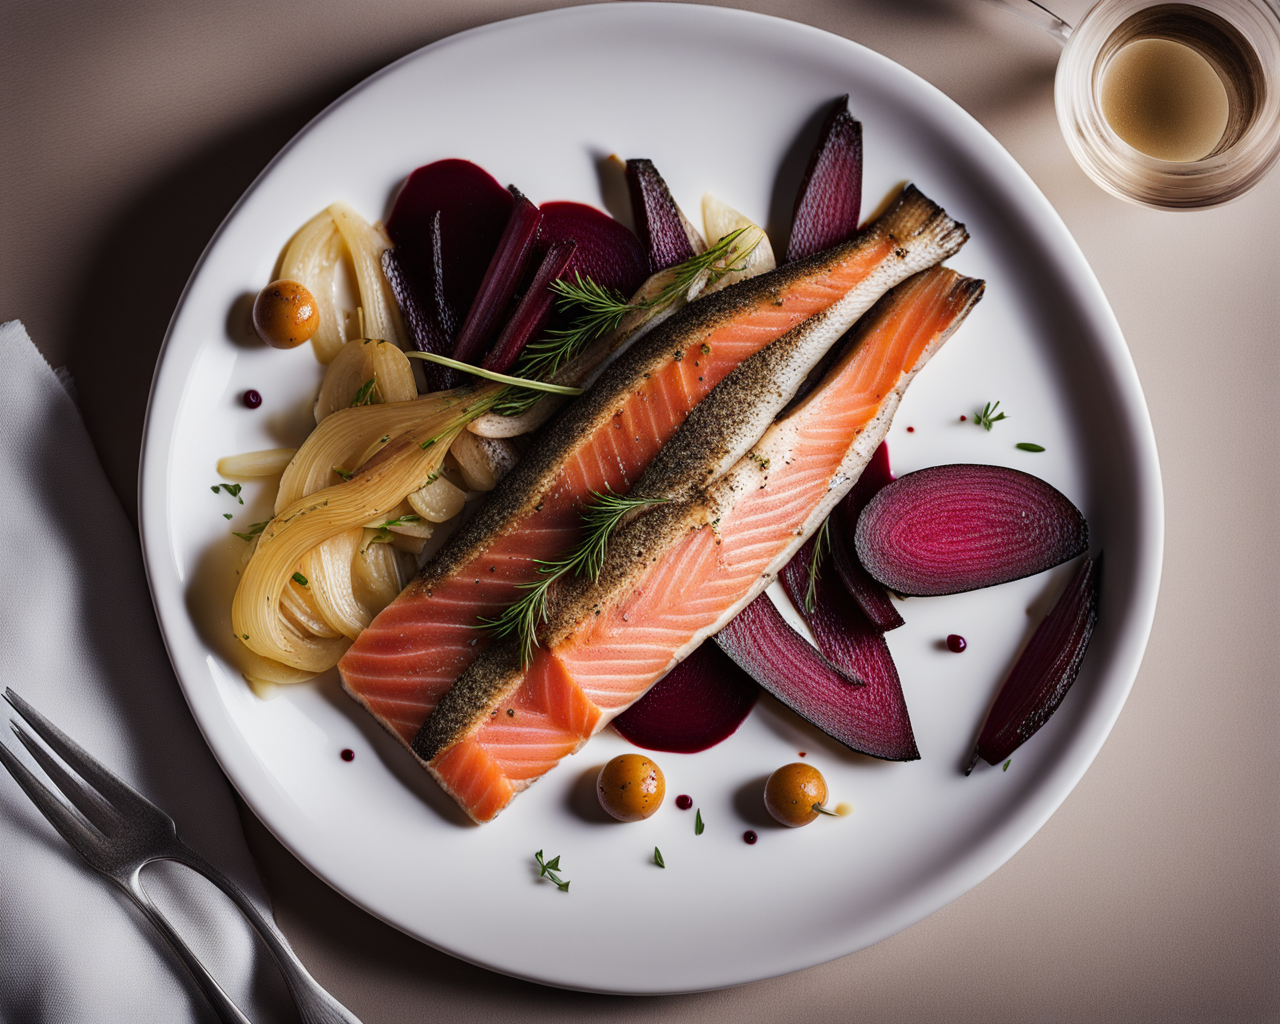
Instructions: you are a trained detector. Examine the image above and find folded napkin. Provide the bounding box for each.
[0,321,294,1023]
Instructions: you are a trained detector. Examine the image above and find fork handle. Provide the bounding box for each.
[170,845,363,1024]
[121,874,255,1024]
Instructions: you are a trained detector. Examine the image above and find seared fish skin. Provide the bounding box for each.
[339,186,966,755]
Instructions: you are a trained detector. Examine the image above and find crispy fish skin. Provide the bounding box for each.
[339,186,966,750]
[417,269,985,821]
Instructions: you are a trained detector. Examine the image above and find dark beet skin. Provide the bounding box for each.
[382,247,458,391]
[786,95,864,263]
[482,239,577,373]
[626,158,698,273]
[451,188,542,365]
[612,641,759,753]
[833,441,902,629]
[855,464,1089,597]
[536,201,648,302]
[967,555,1101,773]
[386,159,513,323]
[716,591,919,762]
[779,536,919,761]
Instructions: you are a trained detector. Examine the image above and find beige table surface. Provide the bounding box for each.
[3,0,1278,1020]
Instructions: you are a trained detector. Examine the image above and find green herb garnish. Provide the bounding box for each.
[212,482,244,504]
[223,513,233,520]
[480,489,669,665]
[974,401,1007,431]
[804,517,832,614]
[332,466,354,481]
[1015,442,1045,452]
[404,351,584,397]
[1003,759,1012,771]
[695,809,705,835]
[291,572,308,587]
[535,850,570,892]
[654,847,666,868]
[350,377,380,407]
[232,520,269,542]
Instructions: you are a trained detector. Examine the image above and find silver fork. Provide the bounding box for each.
[0,688,362,1024]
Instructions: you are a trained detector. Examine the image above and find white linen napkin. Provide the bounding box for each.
[0,321,295,1023]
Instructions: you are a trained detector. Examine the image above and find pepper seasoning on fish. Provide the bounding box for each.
[339,186,967,754]
[418,266,985,822]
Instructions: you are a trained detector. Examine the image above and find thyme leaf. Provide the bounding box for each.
[695,809,705,835]
[292,572,308,587]
[654,847,666,868]
[974,401,1007,431]
[1015,442,1046,452]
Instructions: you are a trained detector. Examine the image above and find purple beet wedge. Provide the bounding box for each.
[966,555,1101,773]
[612,640,759,754]
[451,187,543,366]
[625,158,700,272]
[386,159,513,321]
[536,201,649,301]
[855,464,1089,597]
[786,95,864,263]
[832,440,903,630]
[383,244,458,392]
[779,535,919,761]
[481,240,577,373]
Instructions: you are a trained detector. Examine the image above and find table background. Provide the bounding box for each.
[2,0,1277,1020]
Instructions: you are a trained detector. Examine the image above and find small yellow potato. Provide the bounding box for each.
[764,763,829,828]
[253,279,320,349]
[596,754,665,822]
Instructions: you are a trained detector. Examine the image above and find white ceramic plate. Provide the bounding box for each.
[140,3,1162,994]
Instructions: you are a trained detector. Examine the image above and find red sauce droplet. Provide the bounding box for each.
[340,748,355,762]
[242,389,262,409]
[906,426,915,433]
[675,794,692,810]
[960,414,967,421]
[946,634,967,653]
[798,751,806,757]
[743,830,758,845]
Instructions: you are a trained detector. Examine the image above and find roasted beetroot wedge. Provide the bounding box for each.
[482,240,577,373]
[830,525,904,631]
[612,640,759,753]
[716,591,919,762]
[536,201,649,301]
[855,464,1089,597]
[383,246,458,391]
[967,555,1101,773]
[626,158,701,272]
[780,536,919,760]
[386,159,513,319]
[786,95,864,263]
[451,187,543,365]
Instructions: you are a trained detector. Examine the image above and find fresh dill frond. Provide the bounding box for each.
[805,517,832,614]
[479,488,669,665]
[974,401,1007,431]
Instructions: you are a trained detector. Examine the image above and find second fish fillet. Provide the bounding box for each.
[417,267,986,821]
[339,187,967,748]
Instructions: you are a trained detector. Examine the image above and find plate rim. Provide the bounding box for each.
[138,1,1165,993]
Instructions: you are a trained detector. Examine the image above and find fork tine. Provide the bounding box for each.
[3,688,159,820]
[0,739,106,867]
[11,722,120,834]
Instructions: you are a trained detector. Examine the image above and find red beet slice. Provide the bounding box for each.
[830,524,904,632]
[625,158,698,272]
[716,592,919,762]
[855,464,1089,597]
[386,159,513,321]
[536,201,648,303]
[967,555,1101,773]
[612,641,759,753]
[786,95,863,263]
[779,536,919,760]
[480,239,577,373]
[451,187,543,365]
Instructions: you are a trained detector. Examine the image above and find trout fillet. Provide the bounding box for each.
[418,267,986,822]
[339,187,967,753]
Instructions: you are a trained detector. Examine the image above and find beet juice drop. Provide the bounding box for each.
[947,634,967,653]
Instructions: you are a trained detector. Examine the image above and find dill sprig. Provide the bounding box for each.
[492,228,760,419]
[231,520,269,542]
[805,517,832,614]
[974,401,1007,431]
[479,489,669,665]
[535,850,570,891]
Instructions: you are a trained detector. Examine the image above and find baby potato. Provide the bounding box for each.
[764,763,829,828]
[597,754,665,822]
[253,279,320,349]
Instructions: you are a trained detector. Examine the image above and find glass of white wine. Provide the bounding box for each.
[997,0,1280,209]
